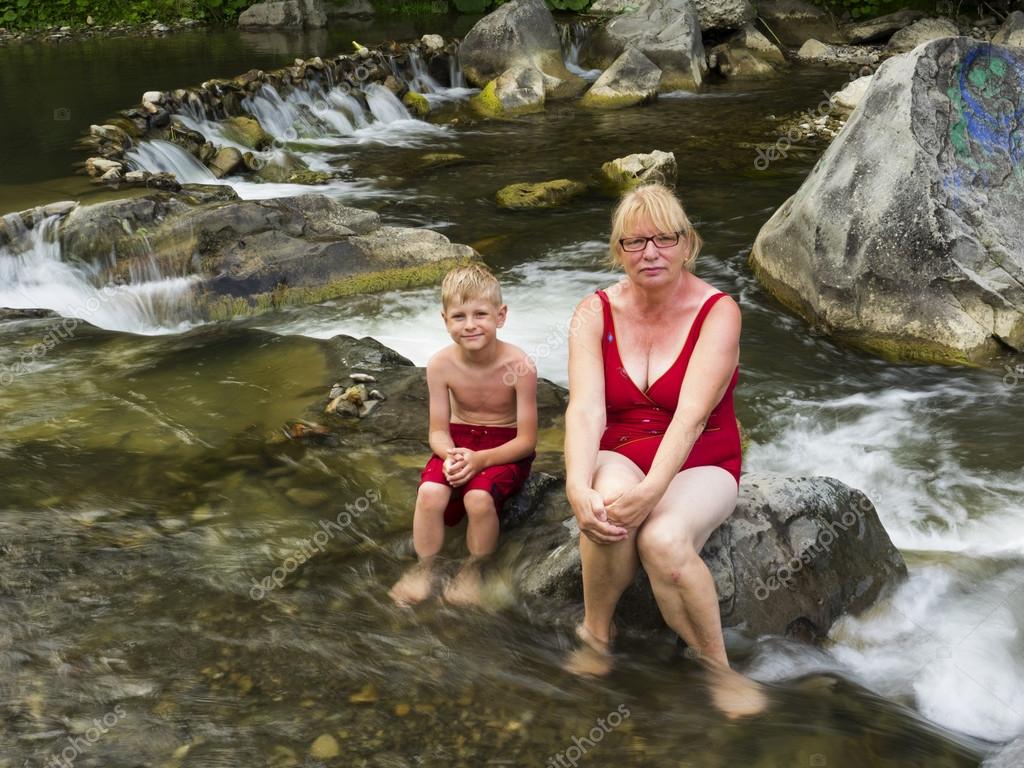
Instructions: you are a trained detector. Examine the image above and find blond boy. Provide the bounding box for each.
[389,263,538,606]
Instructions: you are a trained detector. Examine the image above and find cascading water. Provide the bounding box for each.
[0,211,198,335]
[560,21,602,81]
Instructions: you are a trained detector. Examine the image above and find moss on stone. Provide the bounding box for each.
[402,90,431,118]
[200,257,473,321]
[470,79,543,119]
[579,90,645,110]
[748,251,977,366]
[496,179,588,209]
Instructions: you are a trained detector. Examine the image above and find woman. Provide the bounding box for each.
[564,183,764,716]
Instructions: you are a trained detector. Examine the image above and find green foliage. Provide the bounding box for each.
[0,0,254,30]
[451,0,490,10]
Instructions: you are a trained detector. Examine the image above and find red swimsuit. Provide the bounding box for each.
[596,289,741,484]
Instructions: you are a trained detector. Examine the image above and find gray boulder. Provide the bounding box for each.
[843,9,925,44]
[710,25,786,79]
[238,0,327,29]
[48,191,477,321]
[992,10,1024,48]
[581,0,706,91]
[692,0,756,32]
[457,0,584,96]
[757,0,845,46]
[517,473,906,639]
[884,17,958,54]
[580,47,662,109]
[984,737,1024,767]
[750,38,1024,363]
[600,149,677,193]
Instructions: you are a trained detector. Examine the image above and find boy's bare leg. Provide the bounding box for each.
[444,489,498,607]
[389,482,450,606]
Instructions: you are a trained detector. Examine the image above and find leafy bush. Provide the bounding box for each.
[0,0,254,29]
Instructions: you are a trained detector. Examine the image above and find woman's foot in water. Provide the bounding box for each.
[443,559,485,607]
[706,663,768,719]
[564,623,615,678]
[388,561,435,607]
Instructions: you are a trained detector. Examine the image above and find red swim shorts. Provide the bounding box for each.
[420,422,534,527]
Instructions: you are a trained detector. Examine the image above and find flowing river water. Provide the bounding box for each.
[1,16,1022,768]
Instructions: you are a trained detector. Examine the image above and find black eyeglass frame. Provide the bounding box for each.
[617,231,683,252]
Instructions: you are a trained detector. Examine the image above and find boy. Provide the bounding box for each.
[389,263,537,607]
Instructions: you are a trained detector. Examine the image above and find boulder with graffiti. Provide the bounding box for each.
[751,38,1024,365]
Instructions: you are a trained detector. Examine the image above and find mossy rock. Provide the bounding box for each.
[402,90,430,118]
[221,116,275,150]
[414,153,470,174]
[200,258,474,321]
[496,179,588,209]
[579,90,648,110]
[470,79,543,119]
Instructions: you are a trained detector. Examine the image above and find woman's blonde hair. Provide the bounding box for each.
[441,262,503,311]
[608,183,703,270]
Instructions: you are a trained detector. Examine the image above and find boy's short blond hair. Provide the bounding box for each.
[441,262,503,311]
[608,183,703,270]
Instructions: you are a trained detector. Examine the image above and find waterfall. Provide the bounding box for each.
[561,21,602,81]
[124,140,219,184]
[0,211,198,335]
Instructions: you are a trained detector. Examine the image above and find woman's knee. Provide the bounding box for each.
[592,466,640,502]
[637,525,699,581]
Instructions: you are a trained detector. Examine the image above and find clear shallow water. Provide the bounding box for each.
[0,22,1020,768]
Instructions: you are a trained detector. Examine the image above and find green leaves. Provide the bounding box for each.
[0,0,257,30]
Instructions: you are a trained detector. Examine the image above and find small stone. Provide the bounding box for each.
[394,703,410,716]
[349,681,378,703]
[142,90,163,104]
[368,389,386,401]
[421,33,444,51]
[309,734,339,759]
[86,15,94,24]
[285,488,330,509]
[124,171,147,183]
[350,373,376,383]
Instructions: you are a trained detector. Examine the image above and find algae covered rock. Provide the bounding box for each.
[496,179,588,209]
[52,191,478,321]
[580,47,662,109]
[402,90,430,118]
[600,149,677,193]
[220,116,275,150]
[750,38,1024,363]
[470,66,546,118]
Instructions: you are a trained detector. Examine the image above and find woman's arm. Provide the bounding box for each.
[607,297,741,526]
[566,294,629,542]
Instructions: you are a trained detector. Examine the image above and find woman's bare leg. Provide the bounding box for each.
[637,466,765,716]
[566,452,643,676]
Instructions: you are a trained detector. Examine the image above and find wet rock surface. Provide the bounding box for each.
[10,191,476,321]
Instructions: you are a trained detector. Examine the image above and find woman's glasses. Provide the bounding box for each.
[619,232,681,252]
